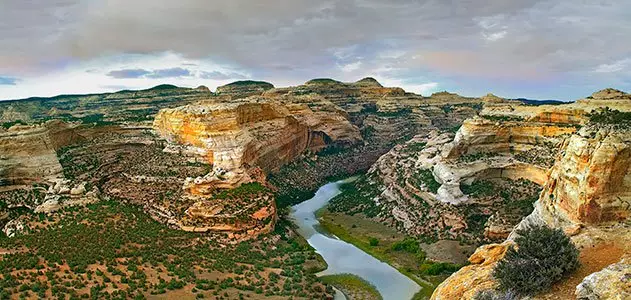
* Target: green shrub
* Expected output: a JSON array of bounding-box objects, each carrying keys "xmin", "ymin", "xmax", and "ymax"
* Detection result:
[
  {"xmin": 391, "ymin": 238, "xmax": 420, "ymax": 253},
  {"xmin": 493, "ymin": 224, "xmax": 579, "ymax": 295},
  {"xmin": 413, "ymin": 169, "xmax": 440, "ymax": 193},
  {"xmin": 589, "ymin": 107, "xmax": 631, "ymax": 127},
  {"xmin": 419, "ymin": 262, "xmax": 461, "ymax": 275},
  {"xmin": 368, "ymin": 237, "xmax": 379, "ymax": 246}
]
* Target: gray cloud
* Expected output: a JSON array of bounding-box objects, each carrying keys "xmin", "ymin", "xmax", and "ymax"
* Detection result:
[
  {"xmin": 199, "ymin": 71, "xmax": 247, "ymax": 80},
  {"xmin": 106, "ymin": 68, "xmax": 151, "ymax": 78},
  {"xmin": 106, "ymin": 67, "xmax": 191, "ymax": 79},
  {"xmin": 0, "ymin": 76, "xmax": 19, "ymax": 85},
  {"xmin": 1, "ymin": 0, "xmax": 630, "ymax": 98},
  {"xmin": 145, "ymin": 67, "xmax": 191, "ymax": 78}
]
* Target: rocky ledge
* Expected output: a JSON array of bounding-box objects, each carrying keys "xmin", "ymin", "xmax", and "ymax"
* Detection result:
[
  {"xmin": 431, "ymin": 90, "xmax": 631, "ymax": 299},
  {"xmin": 153, "ymin": 100, "xmax": 362, "ymax": 194}
]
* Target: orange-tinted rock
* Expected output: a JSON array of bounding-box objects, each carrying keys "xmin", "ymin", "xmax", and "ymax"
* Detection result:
[
  {"xmin": 153, "ymin": 101, "xmax": 362, "ymax": 193},
  {"xmin": 539, "ymin": 126, "xmax": 631, "ymax": 224},
  {"xmin": 431, "ymin": 242, "xmax": 511, "ymax": 300}
]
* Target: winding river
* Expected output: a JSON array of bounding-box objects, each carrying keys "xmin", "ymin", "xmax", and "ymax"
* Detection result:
[{"xmin": 289, "ymin": 179, "xmax": 422, "ymax": 300}]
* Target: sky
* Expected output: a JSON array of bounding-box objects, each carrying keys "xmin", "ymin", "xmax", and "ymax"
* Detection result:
[{"xmin": 0, "ymin": 0, "xmax": 630, "ymax": 101}]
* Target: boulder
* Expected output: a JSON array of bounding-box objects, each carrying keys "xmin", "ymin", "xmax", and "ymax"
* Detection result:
[{"xmin": 576, "ymin": 258, "xmax": 631, "ymax": 300}]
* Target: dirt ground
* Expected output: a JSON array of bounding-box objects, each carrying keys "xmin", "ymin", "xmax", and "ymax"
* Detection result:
[{"xmin": 537, "ymin": 242, "xmax": 625, "ymax": 299}]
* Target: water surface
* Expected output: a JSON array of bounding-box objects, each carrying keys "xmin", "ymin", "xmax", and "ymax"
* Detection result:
[{"xmin": 290, "ymin": 179, "xmax": 422, "ymax": 300}]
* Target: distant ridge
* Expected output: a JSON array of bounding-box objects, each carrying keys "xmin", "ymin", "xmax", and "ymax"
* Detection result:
[
  {"xmin": 514, "ymin": 98, "xmax": 568, "ymax": 106},
  {"xmin": 1, "ymin": 84, "xmax": 190, "ymax": 103}
]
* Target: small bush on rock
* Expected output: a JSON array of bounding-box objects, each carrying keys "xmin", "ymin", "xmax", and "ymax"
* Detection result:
[{"xmin": 493, "ymin": 224, "xmax": 580, "ymax": 295}]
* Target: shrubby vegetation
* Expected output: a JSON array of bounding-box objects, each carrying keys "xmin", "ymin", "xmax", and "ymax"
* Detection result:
[
  {"xmin": 481, "ymin": 115, "xmax": 525, "ymax": 122},
  {"xmin": 1, "ymin": 120, "xmax": 26, "ymax": 129},
  {"xmin": 493, "ymin": 224, "xmax": 579, "ymax": 296},
  {"xmin": 319, "ymin": 274, "xmax": 382, "ymax": 300},
  {"xmin": 589, "ymin": 107, "xmax": 631, "ymax": 128},
  {"xmin": 458, "ymin": 152, "xmax": 499, "ymax": 163},
  {"xmin": 327, "ymin": 180, "xmax": 381, "ymax": 217},
  {"xmin": 0, "ymin": 201, "xmax": 332, "ymax": 299},
  {"xmin": 410, "ymin": 169, "xmax": 440, "ymax": 193},
  {"xmin": 376, "ymin": 108, "xmax": 412, "ymax": 117}
]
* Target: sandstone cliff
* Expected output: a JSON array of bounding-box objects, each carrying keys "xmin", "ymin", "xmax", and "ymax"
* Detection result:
[
  {"xmin": 0, "ymin": 120, "xmax": 79, "ymax": 190},
  {"xmin": 431, "ymin": 90, "xmax": 631, "ymax": 299},
  {"xmin": 153, "ymin": 101, "xmax": 362, "ymax": 194}
]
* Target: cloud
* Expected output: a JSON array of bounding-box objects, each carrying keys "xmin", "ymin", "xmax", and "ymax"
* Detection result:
[
  {"xmin": 106, "ymin": 68, "xmax": 151, "ymax": 78},
  {"xmin": 106, "ymin": 67, "xmax": 191, "ymax": 79},
  {"xmin": 593, "ymin": 58, "xmax": 630, "ymax": 73},
  {"xmin": 483, "ymin": 30, "xmax": 507, "ymax": 42},
  {"xmin": 199, "ymin": 71, "xmax": 247, "ymax": 80},
  {"xmin": 1, "ymin": 0, "xmax": 631, "ymax": 99},
  {"xmin": 145, "ymin": 67, "xmax": 190, "ymax": 78},
  {"xmin": 340, "ymin": 61, "xmax": 362, "ymax": 72},
  {"xmin": 101, "ymin": 84, "xmax": 134, "ymax": 91},
  {"xmin": 0, "ymin": 76, "xmax": 19, "ymax": 85}
]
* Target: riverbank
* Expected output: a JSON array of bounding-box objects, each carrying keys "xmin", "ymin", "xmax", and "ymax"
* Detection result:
[
  {"xmin": 317, "ymin": 208, "xmax": 467, "ymax": 299},
  {"xmin": 320, "ymin": 274, "xmax": 382, "ymax": 300},
  {"xmin": 289, "ymin": 180, "xmax": 422, "ymax": 299}
]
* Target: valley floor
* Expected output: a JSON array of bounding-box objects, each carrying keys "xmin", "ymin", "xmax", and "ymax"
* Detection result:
[
  {"xmin": 0, "ymin": 202, "xmax": 333, "ymax": 299},
  {"xmin": 316, "ymin": 208, "xmax": 472, "ymax": 299}
]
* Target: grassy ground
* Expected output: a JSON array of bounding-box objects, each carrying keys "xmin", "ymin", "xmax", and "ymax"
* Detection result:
[
  {"xmin": 317, "ymin": 209, "xmax": 463, "ymax": 299},
  {"xmin": 319, "ymin": 274, "xmax": 382, "ymax": 300}
]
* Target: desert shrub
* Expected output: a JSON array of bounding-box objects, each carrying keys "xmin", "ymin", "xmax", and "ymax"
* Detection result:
[
  {"xmin": 589, "ymin": 107, "xmax": 631, "ymax": 128},
  {"xmin": 413, "ymin": 169, "xmax": 440, "ymax": 193},
  {"xmin": 493, "ymin": 224, "xmax": 579, "ymax": 295},
  {"xmin": 419, "ymin": 261, "xmax": 461, "ymax": 275},
  {"xmin": 473, "ymin": 289, "xmax": 518, "ymax": 300},
  {"xmin": 391, "ymin": 238, "xmax": 420, "ymax": 253}
]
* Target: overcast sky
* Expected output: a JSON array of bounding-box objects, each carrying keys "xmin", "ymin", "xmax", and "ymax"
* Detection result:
[{"xmin": 0, "ymin": 0, "xmax": 629, "ymax": 101}]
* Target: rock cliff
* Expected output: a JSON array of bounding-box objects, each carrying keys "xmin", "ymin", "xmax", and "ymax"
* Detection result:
[
  {"xmin": 431, "ymin": 89, "xmax": 631, "ymax": 299},
  {"xmin": 0, "ymin": 120, "xmax": 79, "ymax": 189},
  {"xmin": 153, "ymin": 101, "xmax": 362, "ymax": 194}
]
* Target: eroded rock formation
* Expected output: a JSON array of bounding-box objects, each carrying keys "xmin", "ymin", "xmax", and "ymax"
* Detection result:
[
  {"xmin": 0, "ymin": 120, "xmax": 79, "ymax": 189},
  {"xmin": 431, "ymin": 89, "xmax": 631, "ymax": 299},
  {"xmin": 153, "ymin": 101, "xmax": 362, "ymax": 193}
]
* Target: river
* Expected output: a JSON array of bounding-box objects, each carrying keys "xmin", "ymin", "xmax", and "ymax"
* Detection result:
[{"xmin": 289, "ymin": 179, "xmax": 422, "ymax": 300}]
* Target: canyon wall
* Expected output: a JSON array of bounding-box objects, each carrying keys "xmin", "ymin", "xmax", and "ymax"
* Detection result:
[
  {"xmin": 432, "ymin": 90, "xmax": 631, "ymax": 299},
  {"xmin": 0, "ymin": 120, "xmax": 79, "ymax": 188},
  {"xmin": 153, "ymin": 101, "xmax": 362, "ymax": 194}
]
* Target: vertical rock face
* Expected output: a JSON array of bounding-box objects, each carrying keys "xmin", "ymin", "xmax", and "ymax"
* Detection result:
[
  {"xmin": 0, "ymin": 120, "xmax": 79, "ymax": 187},
  {"xmin": 539, "ymin": 126, "xmax": 631, "ymax": 224},
  {"xmin": 153, "ymin": 101, "xmax": 362, "ymax": 193},
  {"xmin": 431, "ymin": 89, "xmax": 631, "ymax": 300}
]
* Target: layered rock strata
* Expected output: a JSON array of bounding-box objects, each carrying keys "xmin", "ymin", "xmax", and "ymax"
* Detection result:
[
  {"xmin": 153, "ymin": 101, "xmax": 362, "ymax": 194},
  {"xmin": 431, "ymin": 89, "xmax": 631, "ymax": 299}
]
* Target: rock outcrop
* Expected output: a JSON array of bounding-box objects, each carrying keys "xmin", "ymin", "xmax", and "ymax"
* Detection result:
[
  {"xmin": 576, "ymin": 258, "xmax": 631, "ymax": 300},
  {"xmin": 536, "ymin": 125, "xmax": 631, "ymax": 225},
  {"xmin": 431, "ymin": 89, "xmax": 631, "ymax": 300},
  {"xmin": 153, "ymin": 101, "xmax": 362, "ymax": 194},
  {"xmin": 432, "ymin": 242, "xmax": 512, "ymax": 300},
  {"xmin": 0, "ymin": 120, "xmax": 79, "ymax": 188}
]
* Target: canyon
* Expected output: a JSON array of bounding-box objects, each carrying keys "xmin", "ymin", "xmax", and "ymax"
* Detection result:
[
  {"xmin": 431, "ymin": 91, "xmax": 631, "ymax": 299},
  {"xmin": 1, "ymin": 79, "xmax": 630, "ymax": 299}
]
